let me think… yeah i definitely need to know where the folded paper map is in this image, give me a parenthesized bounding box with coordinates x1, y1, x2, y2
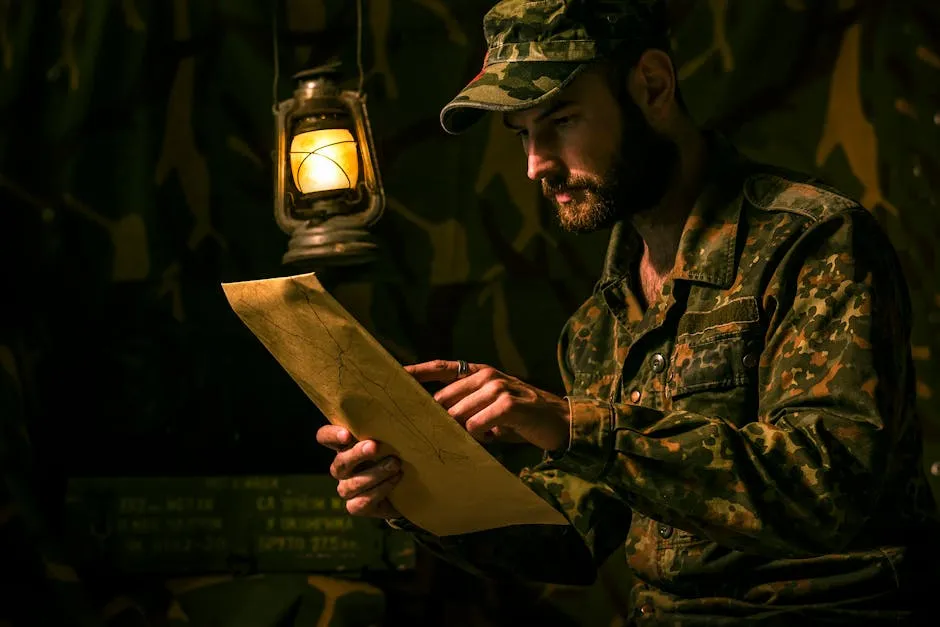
(221, 272, 568, 536)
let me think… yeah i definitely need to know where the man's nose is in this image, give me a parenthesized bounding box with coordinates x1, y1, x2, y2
(526, 141, 560, 182)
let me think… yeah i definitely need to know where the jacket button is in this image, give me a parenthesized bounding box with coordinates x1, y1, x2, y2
(658, 524, 673, 539)
(650, 353, 666, 373)
(630, 389, 641, 403)
(742, 352, 758, 368)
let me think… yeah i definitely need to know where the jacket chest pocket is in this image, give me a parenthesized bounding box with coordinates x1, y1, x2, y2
(666, 298, 763, 424)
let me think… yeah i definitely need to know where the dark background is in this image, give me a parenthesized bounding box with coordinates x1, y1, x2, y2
(1, 0, 938, 625)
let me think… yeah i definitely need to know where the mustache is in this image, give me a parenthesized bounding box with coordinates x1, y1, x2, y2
(542, 176, 600, 196)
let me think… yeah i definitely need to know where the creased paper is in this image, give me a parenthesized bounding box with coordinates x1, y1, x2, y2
(222, 272, 568, 536)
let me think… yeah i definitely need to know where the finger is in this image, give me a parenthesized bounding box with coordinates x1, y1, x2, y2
(404, 359, 482, 383)
(465, 398, 511, 441)
(330, 439, 388, 479)
(433, 369, 492, 410)
(316, 425, 357, 451)
(345, 474, 403, 519)
(337, 456, 402, 500)
(445, 382, 500, 427)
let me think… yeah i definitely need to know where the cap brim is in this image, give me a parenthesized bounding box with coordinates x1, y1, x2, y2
(440, 61, 588, 135)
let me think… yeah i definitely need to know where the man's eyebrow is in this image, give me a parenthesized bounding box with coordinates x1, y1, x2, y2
(503, 99, 577, 130)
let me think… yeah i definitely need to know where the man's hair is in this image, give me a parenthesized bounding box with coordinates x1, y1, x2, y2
(600, 2, 688, 114)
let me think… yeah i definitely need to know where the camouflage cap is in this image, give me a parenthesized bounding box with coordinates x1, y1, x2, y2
(440, 0, 668, 135)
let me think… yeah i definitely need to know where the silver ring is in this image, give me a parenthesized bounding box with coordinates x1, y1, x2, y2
(456, 359, 470, 379)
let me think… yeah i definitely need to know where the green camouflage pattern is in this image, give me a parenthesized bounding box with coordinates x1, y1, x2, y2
(547, 139, 939, 623)
(401, 138, 940, 624)
(440, 0, 667, 134)
(1, 0, 939, 625)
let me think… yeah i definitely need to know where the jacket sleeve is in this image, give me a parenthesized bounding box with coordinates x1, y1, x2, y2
(388, 468, 628, 585)
(547, 209, 919, 557)
(388, 320, 632, 584)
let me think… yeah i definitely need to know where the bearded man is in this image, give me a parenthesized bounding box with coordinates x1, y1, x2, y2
(316, 1, 938, 624)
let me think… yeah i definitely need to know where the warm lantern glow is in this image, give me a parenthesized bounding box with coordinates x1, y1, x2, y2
(289, 128, 359, 194)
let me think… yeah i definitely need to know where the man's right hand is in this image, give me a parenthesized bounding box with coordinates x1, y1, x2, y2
(316, 424, 402, 519)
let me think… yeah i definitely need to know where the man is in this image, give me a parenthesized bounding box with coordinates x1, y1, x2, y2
(317, 0, 938, 623)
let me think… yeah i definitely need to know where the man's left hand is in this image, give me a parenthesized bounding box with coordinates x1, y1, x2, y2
(404, 360, 571, 452)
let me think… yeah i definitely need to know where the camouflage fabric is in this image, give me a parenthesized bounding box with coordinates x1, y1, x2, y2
(440, 0, 668, 134)
(397, 136, 940, 625)
(1, 0, 939, 626)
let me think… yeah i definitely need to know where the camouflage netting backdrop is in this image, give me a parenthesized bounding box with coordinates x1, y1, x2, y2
(1, 1, 938, 626)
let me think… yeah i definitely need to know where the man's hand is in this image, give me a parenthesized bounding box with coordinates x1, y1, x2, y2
(316, 425, 402, 519)
(405, 360, 571, 452)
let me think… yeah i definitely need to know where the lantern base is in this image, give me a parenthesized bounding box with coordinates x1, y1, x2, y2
(282, 223, 380, 267)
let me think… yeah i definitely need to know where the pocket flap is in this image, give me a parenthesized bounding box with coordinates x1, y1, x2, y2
(670, 297, 763, 398)
(676, 297, 760, 342)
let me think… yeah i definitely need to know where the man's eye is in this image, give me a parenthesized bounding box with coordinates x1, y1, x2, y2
(553, 115, 573, 126)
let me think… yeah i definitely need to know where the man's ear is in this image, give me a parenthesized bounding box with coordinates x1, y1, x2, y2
(628, 48, 677, 124)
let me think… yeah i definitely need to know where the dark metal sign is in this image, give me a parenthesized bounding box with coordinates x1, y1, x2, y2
(64, 475, 415, 575)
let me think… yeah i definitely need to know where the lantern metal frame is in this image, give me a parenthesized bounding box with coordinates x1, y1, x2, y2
(274, 62, 385, 267)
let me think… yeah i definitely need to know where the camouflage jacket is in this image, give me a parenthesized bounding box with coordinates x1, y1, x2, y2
(399, 138, 940, 625)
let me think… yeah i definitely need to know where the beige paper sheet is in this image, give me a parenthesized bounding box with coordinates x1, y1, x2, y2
(221, 272, 568, 536)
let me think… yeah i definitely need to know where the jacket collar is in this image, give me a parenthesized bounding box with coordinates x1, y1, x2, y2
(597, 133, 753, 292)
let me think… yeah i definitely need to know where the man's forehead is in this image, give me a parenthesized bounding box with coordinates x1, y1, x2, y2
(503, 97, 576, 127)
(503, 99, 556, 124)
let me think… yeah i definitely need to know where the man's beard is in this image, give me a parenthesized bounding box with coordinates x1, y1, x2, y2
(543, 98, 679, 233)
